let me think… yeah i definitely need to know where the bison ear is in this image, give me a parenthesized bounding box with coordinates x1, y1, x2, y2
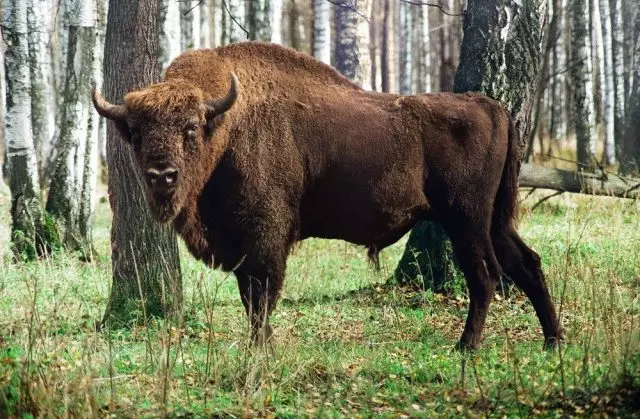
(92, 88, 132, 142)
(204, 72, 239, 126)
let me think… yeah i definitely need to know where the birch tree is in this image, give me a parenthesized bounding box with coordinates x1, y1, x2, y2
(179, 0, 195, 50)
(248, 0, 271, 41)
(227, 0, 246, 43)
(27, 0, 52, 179)
(101, 0, 182, 325)
(398, 1, 412, 94)
(380, 0, 397, 93)
(570, 0, 597, 170)
(611, 0, 626, 164)
(46, 0, 99, 256)
(396, 0, 548, 290)
(159, 0, 182, 70)
(413, 5, 431, 93)
(550, 0, 568, 147)
(334, 1, 358, 81)
(598, 0, 615, 164)
(4, 0, 58, 259)
(620, 4, 640, 174)
(271, 0, 283, 44)
(356, 0, 373, 90)
(312, 0, 331, 64)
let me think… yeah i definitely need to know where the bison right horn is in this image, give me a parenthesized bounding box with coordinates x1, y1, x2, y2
(92, 88, 127, 122)
(205, 72, 239, 120)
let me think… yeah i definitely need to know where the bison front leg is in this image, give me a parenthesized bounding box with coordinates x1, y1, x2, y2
(234, 256, 286, 345)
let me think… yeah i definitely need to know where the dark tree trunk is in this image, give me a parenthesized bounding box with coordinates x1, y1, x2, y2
(102, 0, 182, 327)
(334, 0, 359, 81)
(620, 8, 640, 174)
(380, 0, 391, 92)
(395, 0, 546, 291)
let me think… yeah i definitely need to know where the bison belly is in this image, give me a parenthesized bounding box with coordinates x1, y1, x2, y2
(299, 172, 429, 250)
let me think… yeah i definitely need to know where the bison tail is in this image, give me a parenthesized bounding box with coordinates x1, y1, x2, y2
(492, 111, 520, 234)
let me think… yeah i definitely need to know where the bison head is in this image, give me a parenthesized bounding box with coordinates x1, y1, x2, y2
(92, 73, 239, 223)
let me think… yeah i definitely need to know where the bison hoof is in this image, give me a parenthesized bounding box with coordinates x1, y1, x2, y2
(543, 336, 562, 351)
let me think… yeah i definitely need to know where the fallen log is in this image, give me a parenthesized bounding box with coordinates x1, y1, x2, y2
(519, 163, 640, 199)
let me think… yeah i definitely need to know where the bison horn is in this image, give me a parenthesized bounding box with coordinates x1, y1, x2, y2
(92, 88, 127, 122)
(205, 72, 239, 120)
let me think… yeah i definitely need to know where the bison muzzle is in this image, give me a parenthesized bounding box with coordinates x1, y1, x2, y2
(93, 42, 561, 350)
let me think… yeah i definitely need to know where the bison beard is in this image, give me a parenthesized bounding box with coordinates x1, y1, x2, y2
(93, 42, 561, 350)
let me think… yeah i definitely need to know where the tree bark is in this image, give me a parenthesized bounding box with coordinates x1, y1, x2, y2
(159, 0, 181, 71)
(248, 0, 271, 41)
(520, 163, 639, 198)
(334, 1, 358, 81)
(4, 0, 59, 260)
(599, 0, 616, 164)
(398, 1, 412, 94)
(395, 0, 547, 290)
(227, 0, 246, 43)
(620, 7, 640, 174)
(356, 0, 373, 90)
(270, 0, 283, 44)
(570, 0, 597, 170)
(611, 0, 626, 167)
(312, 0, 331, 64)
(46, 0, 98, 258)
(102, 0, 182, 326)
(179, 0, 195, 50)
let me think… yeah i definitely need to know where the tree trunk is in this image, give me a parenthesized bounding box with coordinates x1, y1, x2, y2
(4, 0, 59, 260)
(600, 0, 615, 164)
(620, 7, 640, 174)
(270, 0, 283, 44)
(228, 0, 246, 43)
(179, 0, 195, 50)
(27, 0, 51, 182)
(356, 0, 373, 90)
(571, 0, 597, 170)
(550, 0, 568, 151)
(46, 0, 98, 257)
(159, 0, 182, 71)
(398, 1, 412, 94)
(248, 0, 270, 41)
(334, 1, 358, 81)
(312, 0, 331, 64)
(611, 0, 626, 167)
(288, 0, 301, 50)
(380, 0, 392, 92)
(102, 0, 182, 327)
(519, 163, 640, 198)
(395, 0, 547, 290)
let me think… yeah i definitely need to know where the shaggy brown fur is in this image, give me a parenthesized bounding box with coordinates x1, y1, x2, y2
(93, 42, 561, 349)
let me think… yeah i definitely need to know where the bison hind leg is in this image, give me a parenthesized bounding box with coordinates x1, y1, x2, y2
(367, 245, 381, 270)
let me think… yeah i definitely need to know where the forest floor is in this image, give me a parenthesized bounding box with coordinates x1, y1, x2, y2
(0, 186, 639, 417)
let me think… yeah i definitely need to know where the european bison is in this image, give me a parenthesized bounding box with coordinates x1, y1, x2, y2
(93, 42, 561, 349)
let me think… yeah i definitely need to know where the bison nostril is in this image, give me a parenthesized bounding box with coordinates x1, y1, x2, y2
(146, 167, 178, 189)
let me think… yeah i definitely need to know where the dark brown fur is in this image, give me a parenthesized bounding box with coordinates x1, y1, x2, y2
(96, 42, 561, 349)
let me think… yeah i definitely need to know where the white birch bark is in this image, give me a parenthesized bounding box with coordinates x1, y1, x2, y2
(599, 0, 615, 164)
(611, 0, 626, 156)
(248, 0, 271, 41)
(210, 0, 219, 47)
(46, 0, 97, 254)
(334, 1, 358, 81)
(570, 0, 597, 168)
(398, 1, 412, 94)
(228, 0, 246, 43)
(270, 0, 283, 44)
(159, 0, 181, 70)
(180, 0, 195, 50)
(4, 0, 49, 258)
(312, 0, 331, 64)
(200, 0, 211, 48)
(356, 0, 373, 90)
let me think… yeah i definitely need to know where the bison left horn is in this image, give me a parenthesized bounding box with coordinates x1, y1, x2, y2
(92, 88, 127, 122)
(205, 72, 239, 120)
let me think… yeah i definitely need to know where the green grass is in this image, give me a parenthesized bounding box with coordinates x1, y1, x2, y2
(0, 187, 639, 417)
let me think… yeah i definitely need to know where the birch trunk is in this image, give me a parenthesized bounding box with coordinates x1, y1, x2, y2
(599, 0, 615, 164)
(398, 1, 412, 94)
(271, 0, 283, 44)
(228, 0, 246, 43)
(5, 0, 57, 260)
(356, 0, 373, 90)
(102, 0, 182, 326)
(550, 0, 568, 148)
(620, 5, 640, 174)
(570, 0, 597, 170)
(380, 0, 394, 92)
(334, 1, 358, 81)
(611, 0, 626, 163)
(312, 0, 331, 64)
(46, 0, 98, 256)
(248, 0, 270, 41)
(159, 0, 182, 71)
(27, 0, 51, 180)
(180, 0, 195, 50)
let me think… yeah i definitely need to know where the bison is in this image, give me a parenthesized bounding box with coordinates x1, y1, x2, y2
(93, 42, 561, 350)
